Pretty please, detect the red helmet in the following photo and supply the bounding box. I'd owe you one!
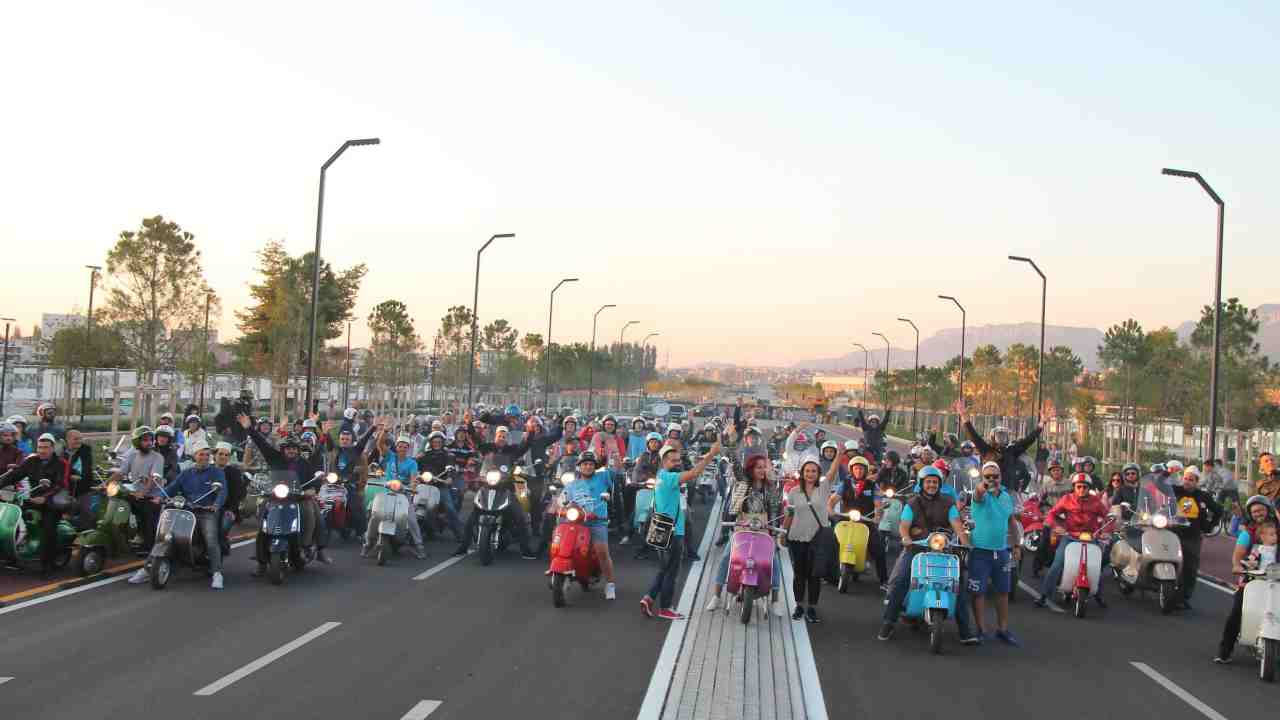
[932,458,950,475]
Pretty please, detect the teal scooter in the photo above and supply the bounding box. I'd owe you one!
[0,484,77,572]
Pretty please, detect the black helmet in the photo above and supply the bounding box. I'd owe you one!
[360,409,374,420]
[576,451,599,467]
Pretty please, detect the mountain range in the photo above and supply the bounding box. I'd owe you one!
[792,303,1280,373]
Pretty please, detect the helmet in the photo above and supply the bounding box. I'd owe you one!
[917,466,944,482]
[1150,463,1166,474]
[302,418,318,430]
[1081,455,1097,468]
[300,432,318,448]
[7,414,26,426]
[988,426,1011,447]
[1121,462,1141,475]
[632,417,646,430]
[667,426,683,438]
[1047,458,1063,471]
[361,409,374,420]
[36,402,55,417]
[279,434,301,450]
[576,451,599,467]
[1070,472,1091,488]
[601,414,617,428]
[131,425,155,448]
[159,412,174,424]
[848,455,870,470]
[908,446,922,460]
[343,408,356,421]
[919,446,937,461]
[0,422,15,436]
[506,404,521,417]
[867,414,881,426]
[960,440,975,454]
[843,440,858,452]
[428,431,446,444]
[645,432,663,445]
[792,432,810,451]
[184,414,202,427]
[820,441,838,456]
[932,458,950,475]
[1245,495,1274,515]
[1165,459,1184,473]
[155,425,175,439]
[885,450,900,465]
[562,415,578,428]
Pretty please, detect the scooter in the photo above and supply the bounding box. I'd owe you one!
[1020,494,1051,575]
[257,470,314,585]
[367,474,413,565]
[473,465,517,566]
[147,482,223,589]
[1109,476,1186,613]
[722,515,784,624]
[547,480,607,607]
[902,530,969,655]
[1056,519,1113,618]
[833,508,875,593]
[317,472,347,545]
[0,482,77,573]
[76,479,140,576]
[414,467,455,541]
[1239,564,1280,682]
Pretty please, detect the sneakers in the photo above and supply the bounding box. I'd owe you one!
[1032,595,1048,609]
[641,596,655,618]
[805,607,821,624]
[359,545,370,559]
[605,582,617,600]
[705,595,722,612]
[620,535,631,545]
[656,608,686,620]
[317,549,334,564]
[877,623,895,641]
[414,547,427,560]
[960,635,982,646]
[792,606,806,621]
[995,630,1020,647]
[1212,654,1233,665]
[451,547,468,557]
[211,572,224,590]
[521,549,538,560]
[127,568,149,584]
[772,601,786,618]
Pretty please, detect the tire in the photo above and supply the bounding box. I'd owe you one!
[149,557,171,589]
[268,553,285,585]
[552,573,567,608]
[1119,581,1135,597]
[376,541,388,566]
[837,569,850,594]
[479,527,495,566]
[740,586,756,625]
[928,608,944,654]
[1159,581,1177,614]
[53,547,72,570]
[1262,638,1278,683]
[1074,590,1089,619]
[77,548,104,577]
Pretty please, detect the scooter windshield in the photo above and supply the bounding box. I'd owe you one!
[1136,476,1186,529]
[951,457,981,497]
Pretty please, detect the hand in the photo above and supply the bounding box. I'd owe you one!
[310,411,320,422]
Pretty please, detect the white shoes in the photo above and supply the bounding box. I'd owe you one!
[771,600,785,618]
[605,582,617,600]
[211,572,224,590]
[127,568,148,584]
[705,595,722,612]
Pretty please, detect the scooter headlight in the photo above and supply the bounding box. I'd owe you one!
[326,473,338,484]
[388,479,402,493]
[272,484,289,499]
[928,532,947,551]
[565,507,581,523]
[421,472,433,483]
[561,472,575,485]
[848,510,861,522]
[883,488,894,498]
[486,471,501,486]
[106,481,119,497]
[1078,532,1093,542]
[1152,513,1169,529]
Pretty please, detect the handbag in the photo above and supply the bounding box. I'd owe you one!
[646,485,681,550]
[803,489,838,578]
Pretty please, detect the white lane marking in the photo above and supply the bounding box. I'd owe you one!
[400,699,443,719]
[1130,661,1230,720]
[636,493,722,720]
[0,538,255,617]
[1017,580,1065,614]
[1198,576,1234,596]
[412,551,471,581]
[194,621,342,696]
[778,547,829,720]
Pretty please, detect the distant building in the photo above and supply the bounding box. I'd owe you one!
[41,313,84,339]
[813,374,870,395]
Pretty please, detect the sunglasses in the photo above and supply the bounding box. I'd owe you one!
[982,474,1000,480]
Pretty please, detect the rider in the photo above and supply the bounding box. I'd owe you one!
[966,461,1020,645]
[0,433,70,577]
[32,403,65,444]
[213,441,246,531]
[161,440,227,589]
[8,416,33,455]
[181,415,209,460]
[560,450,617,600]
[152,425,180,483]
[452,439,538,562]
[961,407,1042,492]
[818,441,840,479]
[641,439,723,620]
[1214,495,1277,664]
[0,422,25,471]
[627,417,649,461]
[366,434,426,560]
[1035,472,1109,608]
[878,465,975,643]
[239,414,329,573]
[1041,458,1070,502]
[828,455,887,586]
[333,422,378,538]
[1172,466,1222,609]
[626,431,666,548]
[854,408,892,460]
[116,426,168,576]
[739,426,766,466]
[414,430,465,543]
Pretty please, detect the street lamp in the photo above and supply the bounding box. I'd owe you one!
[616,321,639,411]
[1162,168,1226,462]
[80,265,101,425]
[852,342,870,408]
[0,317,14,412]
[305,137,380,415]
[466,233,516,407]
[198,291,213,412]
[897,318,919,434]
[938,295,966,431]
[1009,256,1046,435]
[543,277,579,411]
[640,333,659,407]
[586,304,615,415]
[343,322,352,408]
[872,332,890,413]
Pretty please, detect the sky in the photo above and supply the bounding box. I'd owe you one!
[2,1,1278,367]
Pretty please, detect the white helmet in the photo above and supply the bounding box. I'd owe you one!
[343,408,356,421]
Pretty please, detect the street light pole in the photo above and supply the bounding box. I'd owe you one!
[616,321,639,411]
[897,318,919,434]
[1162,168,1226,462]
[343,322,352,408]
[544,277,579,411]
[852,342,870,408]
[938,295,966,432]
[466,233,516,407]
[1009,256,1047,439]
[872,331,891,414]
[305,137,380,415]
[640,333,659,408]
[0,317,14,412]
[80,265,101,425]
[586,304,615,416]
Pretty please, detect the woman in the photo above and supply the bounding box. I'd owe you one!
[781,456,839,623]
[1214,495,1275,664]
[181,415,209,460]
[705,455,785,616]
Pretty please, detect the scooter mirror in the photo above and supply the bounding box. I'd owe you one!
[212,482,223,489]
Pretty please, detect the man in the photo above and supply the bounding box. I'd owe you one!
[966,462,1020,645]
[625,432,666,548]
[961,408,1042,492]
[415,430,465,543]
[453,438,538,561]
[64,429,95,528]
[8,416,33,455]
[239,414,329,573]
[559,451,617,600]
[332,422,377,539]
[0,421,25,471]
[213,441,246,522]
[1041,459,1070,502]
[368,434,426,559]
[117,426,168,577]
[161,441,227,589]
[0,434,69,577]
[1172,466,1222,609]
[1257,452,1279,506]
[1036,473,1109,608]
[641,439,722,620]
[32,403,66,445]
[854,409,892,460]
[878,466,975,644]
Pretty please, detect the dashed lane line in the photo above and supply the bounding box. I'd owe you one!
[194,621,342,696]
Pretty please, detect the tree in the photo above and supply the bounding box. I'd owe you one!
[1190,298,1270,430]
[1042,345,1084,419]
[436,306,475,388]
[46,324,130,413]
[1005,343,1039,417]
[364,300,421,413]
[99,216,211,380]
[1098,319,1149,426]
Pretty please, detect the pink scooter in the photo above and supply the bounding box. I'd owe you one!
[722,516,785,624]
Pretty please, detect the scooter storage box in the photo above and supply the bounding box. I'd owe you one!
[834,520,869,571]
[906,552,959,617]
[1059,542,1103,594]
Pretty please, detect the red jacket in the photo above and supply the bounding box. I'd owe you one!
[591,431,626,469]
[1046,492,1108,536]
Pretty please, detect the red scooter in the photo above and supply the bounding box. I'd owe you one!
[1020,494,1053,576]
[547,480,608,608]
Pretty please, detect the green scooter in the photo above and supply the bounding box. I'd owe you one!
[0,485,77,572]
[75,479,140,576]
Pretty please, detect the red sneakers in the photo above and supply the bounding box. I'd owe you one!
[640,596,655,618]
[656,608,686,620]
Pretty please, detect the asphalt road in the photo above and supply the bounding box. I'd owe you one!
[1,421,1275,720]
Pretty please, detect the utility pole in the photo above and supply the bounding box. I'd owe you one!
[80,266,101,425]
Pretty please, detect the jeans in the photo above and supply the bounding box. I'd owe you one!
[647,535,685,609]
[300,496,325,548]
[788,540,821,605]
[438,490,465,541]
[1178,531,1202,601]
[347,484,367,537]
[620,485,639,536]
[717,543,783,590]
[130,497,160,551]
[198,511,223,573]
[1039,539,1105,598]
[882,547,975,639]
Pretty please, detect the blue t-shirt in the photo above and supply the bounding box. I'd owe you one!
[969,489,1015,551]
[1237,529,1252,548]
[655,469,686,537]
[899,503,960,526]
[565,469,611,527]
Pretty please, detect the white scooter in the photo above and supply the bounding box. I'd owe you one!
[1240,563,1280,681]
[1109,476,1186,614]
[367,477,413,565]
[1056,518,1113,618]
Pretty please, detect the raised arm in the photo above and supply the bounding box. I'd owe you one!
[679,440,722,484]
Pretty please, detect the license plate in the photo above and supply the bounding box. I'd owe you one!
[379,520,397,535]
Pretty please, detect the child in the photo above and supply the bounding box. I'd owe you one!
[1248,520,1278,571]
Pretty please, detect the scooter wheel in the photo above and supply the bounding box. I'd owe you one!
[54,547,73,570]
[1262,638,1277,682]
[927,609,944,654]
[377,543,388,566]
[740,586,756,625]
[837,570,850,594]
[479,528,495,567]
[1074,591,1088,619]
[77,548,104,577]
[1158,581,1178,614]
[268,553,285,585]
[552,573,567,608]
[150,558,171,590]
